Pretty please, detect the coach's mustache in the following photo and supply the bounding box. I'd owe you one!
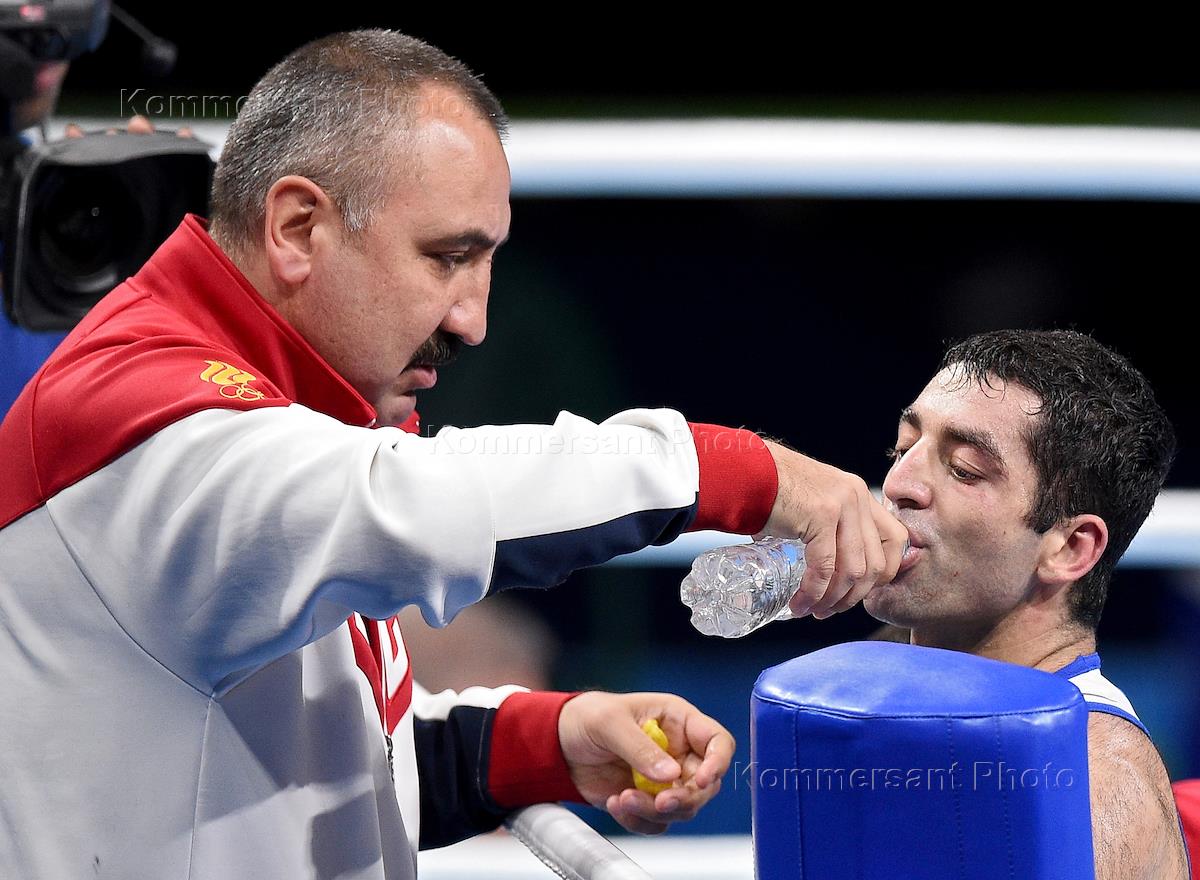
[408,332,461,369]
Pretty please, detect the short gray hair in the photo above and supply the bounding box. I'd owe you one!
[209,30,508,257]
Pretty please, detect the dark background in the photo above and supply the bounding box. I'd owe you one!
[45,7,1200,833]
[62,9,1200,124]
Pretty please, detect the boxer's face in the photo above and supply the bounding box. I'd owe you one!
[864,366,1048,635]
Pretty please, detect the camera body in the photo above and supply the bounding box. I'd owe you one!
[3,131,213,330]
[1,0,213,332]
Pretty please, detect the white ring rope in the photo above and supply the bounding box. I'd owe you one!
[504,804,656,880]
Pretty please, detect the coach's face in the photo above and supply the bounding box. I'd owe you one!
[287,83,511,427]
[864,366,1049,640]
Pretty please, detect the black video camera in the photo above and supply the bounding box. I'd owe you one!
[1,1,213,331]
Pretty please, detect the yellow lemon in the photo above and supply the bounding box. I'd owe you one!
[632,718,674,795]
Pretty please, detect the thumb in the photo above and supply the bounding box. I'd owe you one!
[605,717,680,783]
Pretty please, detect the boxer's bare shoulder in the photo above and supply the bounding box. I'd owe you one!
[1087,712,1188,879]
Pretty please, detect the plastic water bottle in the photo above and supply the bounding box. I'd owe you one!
[680,537,807,638]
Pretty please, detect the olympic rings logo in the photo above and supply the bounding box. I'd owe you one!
[200,359,266,401]
[218,383,266,401]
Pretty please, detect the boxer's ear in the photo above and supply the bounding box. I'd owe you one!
[1035,514,1108,589]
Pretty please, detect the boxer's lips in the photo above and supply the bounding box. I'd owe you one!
[896,544,924,575]
[895,534,928,576]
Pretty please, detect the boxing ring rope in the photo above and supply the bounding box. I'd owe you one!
[424,819,750,880]
[502,804,654,880]
[48,118,1200,202]
[504,119,1200,201]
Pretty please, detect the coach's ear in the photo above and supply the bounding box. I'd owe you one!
[1035,514,1109,588]
[262,175,337,288]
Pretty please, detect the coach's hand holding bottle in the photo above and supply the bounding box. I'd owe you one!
[687,442,905,634]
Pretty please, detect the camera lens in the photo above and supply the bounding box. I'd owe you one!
[34,168,139,298]
[6,137,213,331]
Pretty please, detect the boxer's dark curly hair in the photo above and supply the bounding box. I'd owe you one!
[941,329,1175,629]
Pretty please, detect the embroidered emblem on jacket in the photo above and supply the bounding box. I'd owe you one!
[200,360,266,401]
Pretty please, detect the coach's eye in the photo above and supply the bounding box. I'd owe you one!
[885,446,909,463]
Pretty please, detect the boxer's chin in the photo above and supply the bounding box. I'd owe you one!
[863,581,916,627]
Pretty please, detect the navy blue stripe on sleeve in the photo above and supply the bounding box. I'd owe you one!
[488,499,699,593]
[412,705,509,850]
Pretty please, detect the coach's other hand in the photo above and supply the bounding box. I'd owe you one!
[558,692,734,835]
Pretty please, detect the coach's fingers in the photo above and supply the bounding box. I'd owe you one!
[827,492,889,614]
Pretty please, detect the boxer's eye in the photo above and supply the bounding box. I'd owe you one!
[885,446,909,463]
[948,462,981,483]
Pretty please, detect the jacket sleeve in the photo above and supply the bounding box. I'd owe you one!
[410,684,582,850]
[43,404,776,694]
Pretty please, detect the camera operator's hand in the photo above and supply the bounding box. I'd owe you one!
[64,116,194,139]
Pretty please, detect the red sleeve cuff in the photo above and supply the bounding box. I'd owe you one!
[487,691,585,808]
[687,423,779,535]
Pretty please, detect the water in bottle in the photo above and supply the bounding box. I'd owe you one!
[680,536,807,638]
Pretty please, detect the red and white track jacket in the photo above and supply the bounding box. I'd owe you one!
[0,215,778,879]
